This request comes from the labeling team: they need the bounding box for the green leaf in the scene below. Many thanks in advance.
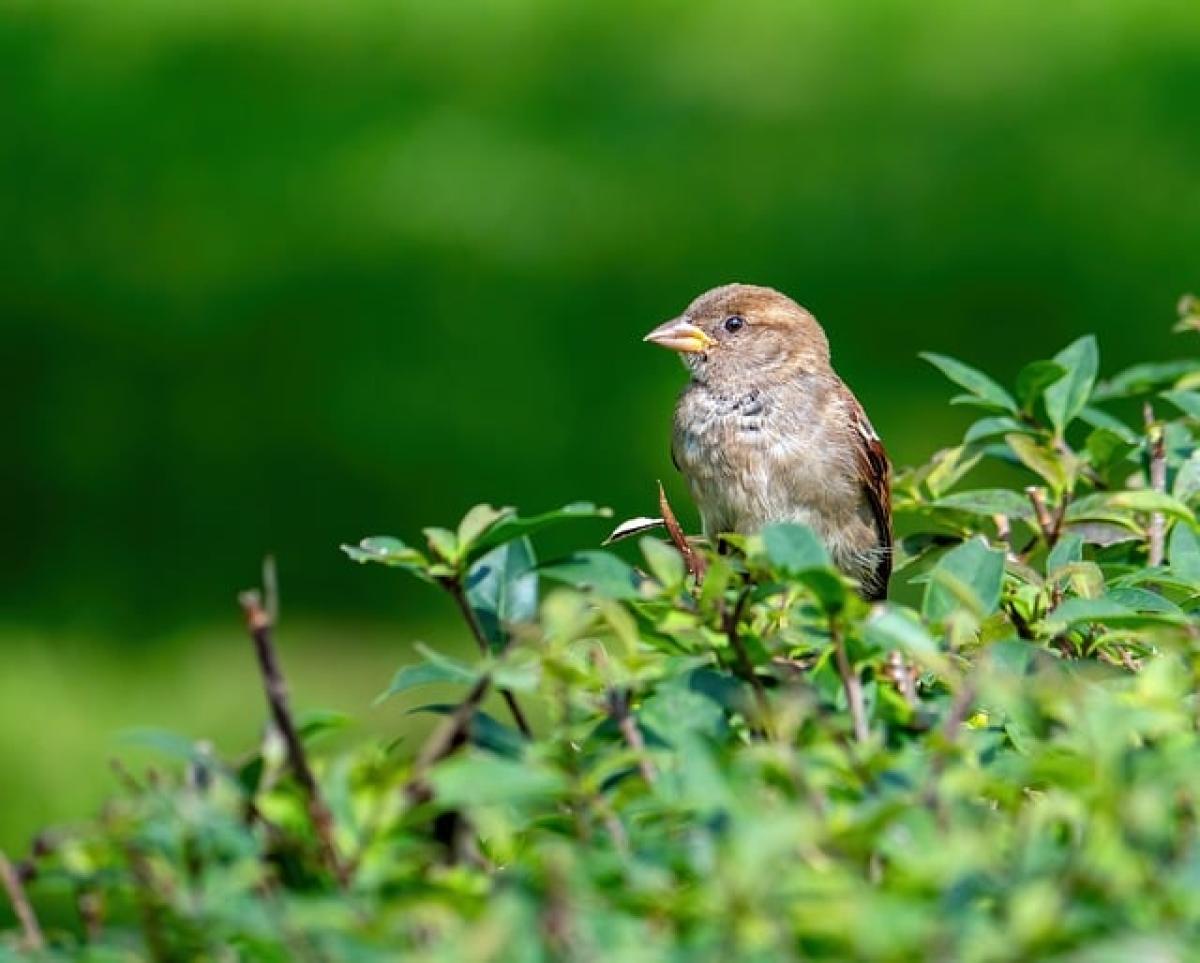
[466,502,612,564]
[456,503,512,548]
[1046,533,1084,576]
[1095,360,1200,399]
[924,446,983,498]
[429,754,564,805]
[1078,405,1139,443]
[1068,491,1195,525]
[1107,587,1184,616]
[376,645,478,705]
[641,537,685,588]
[865,607,951,676]
[1085,428,1136,471]
[540,551,642,599]
[1169,523,1200,583]
[640,679,726,743]
[922,537,1005,621]
[762,522,830,572]
[1163,390,1200,420]
[1015,360,1067,410]
[1043,596,1134,628]
[466,537,538,650]
[409,707,528,758]
[1044,335,1099,436]
[423,527,460,564]
[963,416,1026,444]
[296,710,353,743]
[1006,434,1069,491]
[341,536,430,578]
[920,352,1017,413]
[933,489,1033,519]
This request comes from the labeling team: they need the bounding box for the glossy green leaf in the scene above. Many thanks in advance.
[466,537,538,649]
[1044,335,1099,436]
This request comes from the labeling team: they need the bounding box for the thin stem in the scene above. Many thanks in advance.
[1025,486,1056,545]
[723,588,775,739]
[830,616,868,744]
[404,673,493,803]
[607,689,657,785]
[0,850,43,952]
[658,481,707,582]
[1145,401,1167,567]
[445,578,532,738]
[239,589,347,886]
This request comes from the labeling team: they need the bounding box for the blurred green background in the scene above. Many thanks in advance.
[4,0,1200,849]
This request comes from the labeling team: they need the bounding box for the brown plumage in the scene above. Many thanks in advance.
[644,283,892,600]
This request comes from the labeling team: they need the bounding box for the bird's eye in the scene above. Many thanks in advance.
[723,315,745,333]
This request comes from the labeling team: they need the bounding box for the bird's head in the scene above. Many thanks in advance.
[644,283,831,384]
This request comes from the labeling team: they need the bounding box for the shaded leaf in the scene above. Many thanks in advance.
[1016,360,1067,410]
[429,753,563,805]
[1169,523,1200,583]
[467,537,539,649]
[762,522,830,572]
[922,537,1005,621]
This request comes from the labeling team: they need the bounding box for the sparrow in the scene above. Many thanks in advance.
[644,283,892,601]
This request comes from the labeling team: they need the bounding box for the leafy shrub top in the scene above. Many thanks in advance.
[6,304,1200,962]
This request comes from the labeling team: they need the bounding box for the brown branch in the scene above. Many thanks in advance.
[1145,401,1167,567]
[606,689,657,785]
[1025,486,1056,544]
[830,616,868,744]
[0,849,43,952]
[404,673,493,804]
[239,588,347,886]
[444,577,532,738]
[722,588,775,738]
[658,481,707,582]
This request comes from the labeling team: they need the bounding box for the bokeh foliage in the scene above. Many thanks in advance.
[7,329,1200,959]
[5,0,1200,630]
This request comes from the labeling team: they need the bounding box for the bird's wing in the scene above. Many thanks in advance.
[848,393,893,600]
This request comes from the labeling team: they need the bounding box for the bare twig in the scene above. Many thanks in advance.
[1025,486,1056,544]
[830,616,868,744]
[444,578,532,738]
[723,588,775,738]
[239,588,347,886]
[884,650,919,710]
[0,849,43,952]
[607,689,657,785]
[404,673,493,804]
[1145,401,1167,567]
[658,481,707,582]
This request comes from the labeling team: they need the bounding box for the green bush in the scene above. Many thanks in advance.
[6,305,1200,961]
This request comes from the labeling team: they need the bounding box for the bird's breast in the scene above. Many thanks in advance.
[673,381,860,538]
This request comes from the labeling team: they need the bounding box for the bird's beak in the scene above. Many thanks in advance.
[642,317,716,354]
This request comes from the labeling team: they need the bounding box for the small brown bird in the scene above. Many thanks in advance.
[644,283,892,600]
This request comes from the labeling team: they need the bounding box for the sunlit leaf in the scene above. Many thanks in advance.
[1044,335,1099,436]
[540,551,642,599]
[933,489,1033,519]
[920,352,1017,413]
